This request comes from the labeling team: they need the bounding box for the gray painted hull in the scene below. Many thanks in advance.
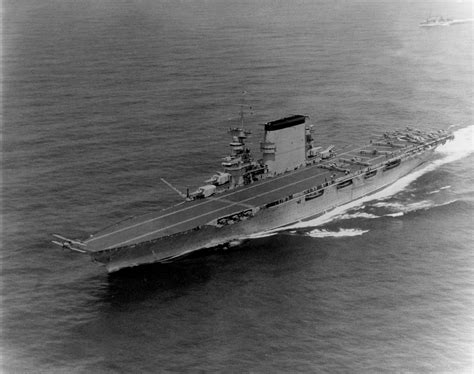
[92,149,434,272]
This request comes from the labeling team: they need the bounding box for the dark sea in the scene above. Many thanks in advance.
[3,0,473,372]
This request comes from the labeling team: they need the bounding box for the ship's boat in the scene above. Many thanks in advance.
[304,189,324,201]
[336,179,353,189]
[364,170,377,179]
[383,159,401,171]
[52,114,454,272]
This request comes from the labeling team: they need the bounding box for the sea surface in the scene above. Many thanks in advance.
[2,0,474,372]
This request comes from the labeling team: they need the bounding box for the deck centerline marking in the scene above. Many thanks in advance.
[207,197,256,209]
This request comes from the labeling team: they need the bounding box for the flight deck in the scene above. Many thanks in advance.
[84,143,381,251]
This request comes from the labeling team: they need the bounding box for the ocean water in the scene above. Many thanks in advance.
[2,0,473,372]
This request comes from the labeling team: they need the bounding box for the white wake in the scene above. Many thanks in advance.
[306,228,369,238]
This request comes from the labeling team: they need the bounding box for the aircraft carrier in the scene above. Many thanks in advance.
[53,115,454,272]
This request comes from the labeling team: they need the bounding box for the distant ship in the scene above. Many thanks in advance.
[419,16,454,27]
[53,114,454,272]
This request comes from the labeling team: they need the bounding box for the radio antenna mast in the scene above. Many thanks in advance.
[240,91,247,128]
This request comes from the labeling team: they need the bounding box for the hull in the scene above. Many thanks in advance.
[52,115,453,273]
[93,149,434,272]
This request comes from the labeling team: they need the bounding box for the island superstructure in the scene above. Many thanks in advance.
[53,115,454,272]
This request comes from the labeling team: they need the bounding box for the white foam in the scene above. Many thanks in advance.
[382,199,458,217]
[373,200,433,215]
[228,239,244,247]
[382,200,433,215]
[385,212,404,217]
[244,231,278,240]
[373,201,400,208]
[435,126,474,164]
[337,212,380,220]
[400,200,434,212]
[307,228,369,238]
[433,199,459,209]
